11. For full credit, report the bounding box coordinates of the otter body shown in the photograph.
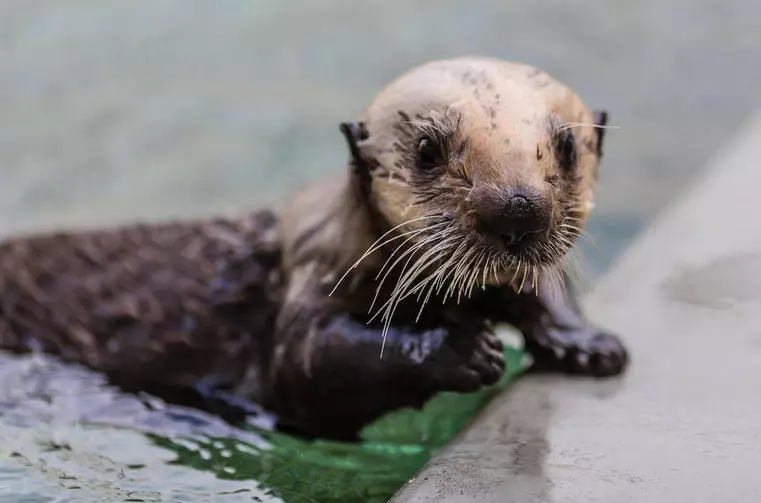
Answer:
[0,57,628,440]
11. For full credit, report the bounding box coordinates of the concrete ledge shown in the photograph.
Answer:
[390,109,761,503]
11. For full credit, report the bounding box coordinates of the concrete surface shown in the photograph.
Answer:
[390,109,761,503]
[2,0,761,279]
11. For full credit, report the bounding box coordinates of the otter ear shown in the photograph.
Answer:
[592,109,608,157]
[339,121,369,166]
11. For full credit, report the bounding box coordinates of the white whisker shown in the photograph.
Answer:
[329,215,441,296]
[556,122,620,133]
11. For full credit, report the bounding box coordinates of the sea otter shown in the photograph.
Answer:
[0,57,628,440]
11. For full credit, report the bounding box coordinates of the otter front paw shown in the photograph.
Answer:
[424,324,506,393]
[527,327,629,377]
[570,331,629,377]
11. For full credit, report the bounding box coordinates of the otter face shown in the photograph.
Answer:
[339,58,608,293]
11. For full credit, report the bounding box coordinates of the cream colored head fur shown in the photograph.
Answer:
[281,57,609,297]
[357,57,603,234]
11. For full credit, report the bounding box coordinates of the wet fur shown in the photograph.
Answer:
[0,213,283,398]
[0,57,628,440]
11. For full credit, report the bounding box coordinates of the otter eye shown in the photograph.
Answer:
[417,136,443,170]
[556,129,577,169]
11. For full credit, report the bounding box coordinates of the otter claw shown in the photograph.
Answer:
[574,331,629,377]
[528,328,629,377]
[440,328,505,392]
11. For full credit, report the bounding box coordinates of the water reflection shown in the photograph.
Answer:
[0,345,527,502]
[0,353,275,502]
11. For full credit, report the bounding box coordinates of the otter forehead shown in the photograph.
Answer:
[361,57,592,135]
[359,58,596,181]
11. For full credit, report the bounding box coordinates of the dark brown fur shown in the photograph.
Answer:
[0,213,282,398]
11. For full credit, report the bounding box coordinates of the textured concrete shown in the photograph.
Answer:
[390,110,761,503]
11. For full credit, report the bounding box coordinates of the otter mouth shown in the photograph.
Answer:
[331,212,578,337]
[472,216,565,266]
[388,213,572,296]
[475,221,551,259]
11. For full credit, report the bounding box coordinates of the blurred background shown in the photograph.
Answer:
[2,0,760,280]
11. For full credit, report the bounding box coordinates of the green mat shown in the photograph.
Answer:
[152,343,528,503]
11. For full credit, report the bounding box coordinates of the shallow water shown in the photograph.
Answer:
[0,340,527,502]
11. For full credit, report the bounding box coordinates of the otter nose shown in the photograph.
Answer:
[475,189,549,246]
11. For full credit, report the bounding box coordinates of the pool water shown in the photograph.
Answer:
[0,332,528,502]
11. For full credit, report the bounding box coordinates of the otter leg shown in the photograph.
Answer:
[502,273,628,377]
[267,309,504,440]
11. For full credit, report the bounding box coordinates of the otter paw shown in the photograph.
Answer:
[569,331,629,377]
[529,328,629,378]
[433,326,506,393]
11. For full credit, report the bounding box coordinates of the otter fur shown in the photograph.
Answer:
[0,57,627,440]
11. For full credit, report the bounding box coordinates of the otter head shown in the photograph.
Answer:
[338,57,609,294]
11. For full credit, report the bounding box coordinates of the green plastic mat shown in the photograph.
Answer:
[152,343,528,503]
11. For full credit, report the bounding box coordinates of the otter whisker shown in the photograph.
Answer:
[373,221,447,282]
[469,255,484,296]
[439,249,463,302]
[454,248,477,304]
[481,250,493,289]
[375,224,446,281]
[460,246,481,295]
[437,237,470,296]
[369,233,435,313]
[376,238,457,350]
[431,245,462,296]
[471,253,488,295]
[541,264,568,304]
[405,119,447,137]
[402,238,460,310]
[518,263,529,294]
[429,236,470,302]
[469,250,486,295]
[412,244,463,322]
[559,222,583,232]
[370,237,432,314]
[330,215,442,296]
[460,252,477,300]
[370,229,447,314]
[555,122,620,133]
[404,248,452,322]
[416,235,463,298]
[555,233,575,248]
[372,221,449,286]
[409,242,460,300]
[466,250,486,298]
[559,221,598,251]
[372,229,456,323]
[392,232,456,304]
[491,254,501,284]
[446,243,477,304]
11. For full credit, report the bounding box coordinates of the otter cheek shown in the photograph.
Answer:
[375,182,426,229]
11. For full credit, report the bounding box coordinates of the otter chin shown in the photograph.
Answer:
[0,56,627,441]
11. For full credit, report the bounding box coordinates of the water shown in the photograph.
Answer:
[1,0,760,501]
[0,340,527,502]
